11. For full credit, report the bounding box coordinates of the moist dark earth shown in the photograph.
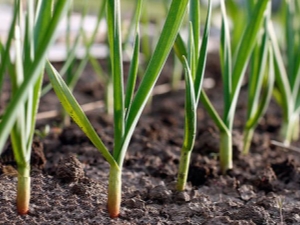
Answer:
[1,53,300,224]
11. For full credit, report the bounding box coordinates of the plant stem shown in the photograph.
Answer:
[220,131,232,174]
[107,165,121,218]
[105,80,114,116]
[280,114,299,146]
[242,127,254,155]
[17,164,30,215]
[176,150,191,191]
[292,115,299,142]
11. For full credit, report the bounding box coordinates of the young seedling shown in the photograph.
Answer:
[176,0,270,173]
[242,9,275,155]
[46,0,189,218]
[0,0,70,215]
[175,0,212,191]
[268,0,300,146]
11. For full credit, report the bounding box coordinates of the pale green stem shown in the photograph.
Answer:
[292,115,299,142]
[62,108,71,127]
[17,164,30,215]
[242,127,254,155]
[105,80,114,116]
[107,165,121,218]
[281,114,299,146]
[176,150,192,191]
[220,131,232,174]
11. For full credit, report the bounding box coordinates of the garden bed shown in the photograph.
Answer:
[1,54,300,225]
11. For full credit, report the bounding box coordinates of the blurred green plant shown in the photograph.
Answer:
[0,0,70,214]
[242,4,275,154]
[175,0,212,191]
[174,0,270,173]
[269,0,300,146]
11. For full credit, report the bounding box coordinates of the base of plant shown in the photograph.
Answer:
[220,131,232,174]
[176,150,192,191]
[17,175,30,215]
[107,165,121,218]
[242,128,254,155]
[280,116,299,146]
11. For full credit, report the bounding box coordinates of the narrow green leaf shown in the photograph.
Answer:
[220,0,232,119]
[246,44,275,129]
[194,0,212,104]
[34,0,54,50]
[0,0,19,97]
[227,0,269,129]
[118,0,189,167]
[125,32,140,110]
[247,19,269,120]
[173,33,188,64]
[268,22,292,121]
[187,22,196,81]
[182,57,196,151]
[0,0,70,154]
[189,0,200,61]
[46,61,118,168]
[200,90,228,133]
[107,0,125,157]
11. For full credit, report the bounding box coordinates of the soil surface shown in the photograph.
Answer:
[1,53,300,224]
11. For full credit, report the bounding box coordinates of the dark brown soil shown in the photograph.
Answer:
[1,54,300,224]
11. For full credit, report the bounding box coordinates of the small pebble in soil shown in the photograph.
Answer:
[56,154,85,182]
[173,191,191,203]
[123,198,145,209]
[255,166,277,192]
[238,184,256,201]
[148,184,172,203]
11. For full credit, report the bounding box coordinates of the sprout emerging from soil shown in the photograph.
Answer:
[0,0,70,215]
[46,0,189,218]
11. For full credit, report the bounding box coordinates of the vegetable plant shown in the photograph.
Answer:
[268,0,300,146]
[0,0,70,214]
[46,0,189,218]
[176,0,270,173]
[175,0,212,191]
[242,6,275,154]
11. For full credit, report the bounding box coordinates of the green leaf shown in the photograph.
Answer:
[125,32,140,110]
[118,0,189,167]
[0,0,71,154]
[46,61,118,168]
[220,0,232,119]
[227,0,269,129]
[107,0,125,156]
[194,0,212,103]
[182,57,196,151]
